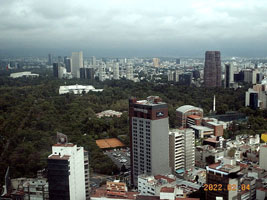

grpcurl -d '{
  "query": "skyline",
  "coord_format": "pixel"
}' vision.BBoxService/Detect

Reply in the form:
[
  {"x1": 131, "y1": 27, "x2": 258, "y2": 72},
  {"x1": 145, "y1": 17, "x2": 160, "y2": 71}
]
[{"x1": 1, "y1": 0, "x2": 267, "y2": 57}]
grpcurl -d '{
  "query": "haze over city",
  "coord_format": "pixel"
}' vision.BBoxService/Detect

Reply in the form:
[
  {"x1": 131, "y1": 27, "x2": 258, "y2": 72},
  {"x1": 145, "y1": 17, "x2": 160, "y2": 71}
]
[{"x1": 1, "y1": 0, "x2": 267, "y2": 57}]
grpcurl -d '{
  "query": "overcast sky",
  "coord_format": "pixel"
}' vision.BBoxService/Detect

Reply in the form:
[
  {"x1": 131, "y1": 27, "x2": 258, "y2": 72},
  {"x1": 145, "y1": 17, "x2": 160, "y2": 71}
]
[{"x1": 1, "y1": 0, "x2": 267, "y2": 57}]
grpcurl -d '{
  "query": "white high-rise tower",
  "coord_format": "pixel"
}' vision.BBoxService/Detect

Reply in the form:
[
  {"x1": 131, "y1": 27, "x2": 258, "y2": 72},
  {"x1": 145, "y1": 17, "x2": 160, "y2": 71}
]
[
  {"x1": 71, "y1": 51, "x2": 83, "y2": 78},
  {"x1": 47, "y1": 140, "x2": 86, "y2": 200}
]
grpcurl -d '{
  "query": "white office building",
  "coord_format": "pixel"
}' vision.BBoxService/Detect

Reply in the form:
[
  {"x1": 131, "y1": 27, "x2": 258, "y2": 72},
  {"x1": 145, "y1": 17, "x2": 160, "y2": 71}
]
[
  {"x1": 48, "y1": 143, "x2": 86, "y2": 200},
  {"x1": 169, "y1": 129, "x2": 195, "y2": 174}
]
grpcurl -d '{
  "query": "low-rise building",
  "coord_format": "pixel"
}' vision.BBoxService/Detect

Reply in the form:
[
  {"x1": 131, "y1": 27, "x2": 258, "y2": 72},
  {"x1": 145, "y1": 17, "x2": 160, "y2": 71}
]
[
  {"x1": 96, "y1": 110, "x2": 123, "y2": 118},
  {"x1": 59, "y1": 84, "x2": 103, "y2": 94},
  {"x1": 91, "y1": 180, "x2": 138, "y2": 200},
  {"x1": 10, "y1": 71, "x2": 39, "y2": 78},
  {"x1": 195, "y1": 145, "x2": 225, "y2": 168},
  {"x1": 137, "y1": 174, "x2": 176, "y2": 196}
]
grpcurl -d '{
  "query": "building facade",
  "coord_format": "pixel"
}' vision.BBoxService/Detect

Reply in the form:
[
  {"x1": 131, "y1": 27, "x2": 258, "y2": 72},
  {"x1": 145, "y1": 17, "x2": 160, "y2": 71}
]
[
  {"x1": 259, "y1": 145, "x2": 267, "y2": 170},
  {"x1": 71, "y1": 51, "x2": 83, "y2": 78},
  {"x1": 129, "y1": 96, "x2": 170, "y2": 186},
  {"x1": 47, "y1": 143, "x2": 86, "y2": 200},
  {"x1": 206, "y1": 159, "x2": 240, "y2": 200},
  {"x1": 176, "y1": 105, "x2": 203, "y2": 128},
  {"x1": 204, "y1": 51, "x2": 221, "y2": 87},
  {"x1": 225, "y1": 63, "x2": 234, "y2": 88},
  {"x1": 169, "y1": 129, "x2": 195, "y2": 174}
]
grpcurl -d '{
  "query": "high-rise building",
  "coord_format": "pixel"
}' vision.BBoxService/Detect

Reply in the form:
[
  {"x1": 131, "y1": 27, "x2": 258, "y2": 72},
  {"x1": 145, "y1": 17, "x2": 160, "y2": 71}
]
[
  {"x1": 167, "y1": 71, "x2": 174, "y2": 81},
  {"x1": 64, "y1": 57, "x2": 72, "y2": 73},
  {"x1": 129, "y1": 96, "x2": 170, "y2": 186},
  {"x1": 53, "y1": 63, "x2": 66, "y2": 79},
  {"x1": 80, "y1": 68, "x2": 86, "y2": 79},
  {"x1": 224, "y1": 63, "x2": 234, "y2": 88},
  {"x1": 48, "y1": 54, "x2": 53, "y2": 65},
  {"x1": 53, "y1": 63, "x2": 59, "y2": 78},
  {"x1": 126, "y1": 65, "x2": 133, "y2": 80},
  {"x1": 176, "y1": 58, "x2": 180, "y2": 65},
  {"x1": 86, "y1": 68, "x2": 94, "y2": 80},
  {"x1": 84, "y1": 150, "x2": 90, "y2": 199},
  {"x1": 169, "y1": 129, "x2": 195, "y2": 174},
  {"x1": 71, "y1": 51, "x2": 83, "y2": 78},
  {"x1": 113, "y1": 63, "x2": 120, "y2": 80},
  {"x1": 98, "y1": 62, "x2": 106, "y2": 81},
  {"x1": 204, "y1": 51, "x2": 221, "y2": 87},
  {"x1": 152, "y1": 58, "x2": 160, "y2": 67},
  {"x1": 91, "y1": 56, "x2": 96, "y2": 67},
  {"x1": 179, "y1": 73, "x2": 192, "y2": 86},
  {"x1": 206, "y1": 158, "x2": 240, "y2": 200},
  {"x1": 47, "y1": 143, "x2": 86, "y2": 200},
  {"x1": 259, "y1": 145, "x2": 267, "y2": 170}
]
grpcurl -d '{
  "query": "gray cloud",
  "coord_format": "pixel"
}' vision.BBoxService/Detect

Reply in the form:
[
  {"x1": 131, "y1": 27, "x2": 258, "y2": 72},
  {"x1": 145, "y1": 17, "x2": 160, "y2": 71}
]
[{"x1": 0, "y1": 0, "x2": 267, "y2": 57}]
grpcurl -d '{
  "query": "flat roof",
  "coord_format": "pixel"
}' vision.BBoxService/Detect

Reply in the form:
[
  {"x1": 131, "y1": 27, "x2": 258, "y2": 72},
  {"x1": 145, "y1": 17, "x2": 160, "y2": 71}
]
[
  {"x1": 96, "y1": 138, "x2": 125, "y2": 149},
  {"x1": 48, "y1": 155, "x2": 70, "y2": 160},
  {"x1": 53, "y1": 143, "x2": 75, "y2": 147},
  {"x1": 188, "y1": 115, "x2": 201, "y2": 119},
  {"x1": 190, "y1": 125, "x2": 213, "y2": 131},
  {"x1": 204, "y1": 137, "x2": 219, "y2": 143},
  {"x1": 154, "y1": 175, "x2": 176, "y2": 183},
  {"x1": 160, "y1": 187, "x2": 174, "y2": 193}
]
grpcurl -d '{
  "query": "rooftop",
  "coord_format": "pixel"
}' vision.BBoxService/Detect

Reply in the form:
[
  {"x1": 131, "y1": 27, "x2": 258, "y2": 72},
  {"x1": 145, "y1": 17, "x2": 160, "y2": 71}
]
[
  {"x1": 204, "y1": 137, "x2": 219, "y2": 143},
  {"x1": 160, "y1": 187, "x2": 174, "y2": 193},
  {"x1": 53, "y1": 143, "x2": 75, "y2": 147},
  {"x1": 190, "y1": 125, "x2": 213, "y2": 132},
  {"x1": 154, "y1": 175, "x2": 176, "y2": 184},
  {"x1": 91, "y1": 187, "x2": 138, "y2": 199},
  {"x1": 188, "y1": 115, "x2": 201, "y2": 119},
  {"x1": 48, "y1": 155, "x2": 70, "y2": 160},
  {"x1": 135, "y1": 96, "x2": 165, "y2": 106},
  {"x1": 176, "y1": 105, "x2": 203, "y2": 113},
  {"x1": 96, "y1": 138, "x2": 125, "y2": 149}
]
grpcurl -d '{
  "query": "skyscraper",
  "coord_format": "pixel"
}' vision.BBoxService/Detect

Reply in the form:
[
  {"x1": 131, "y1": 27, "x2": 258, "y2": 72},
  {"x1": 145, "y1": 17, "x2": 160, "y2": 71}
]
[
  {"x1": 152, "y1": 58, "x2": 160, "y2": 67},
  {"x1": 86, "y1": 68, "x2": 95, "y2": 80},
  {"x1": 204, "y1": 51, "x2": 222, "y2": 87},
  {"x1": 71, "y1": 51, "x2": 83, "y2": 78},
  {"x1": 98, "y1": 62, "x2": 106, "y2": 81},
  {"x1": 126, "y1": 65, "x2": 133, "y2": 80},
  {"x1": 53, "y1": 63, "x2": 59, "y2": 78},
  {"x1": 224, "y1": 63, "x2": 234, "y2": 88},
  {"x1": 64, "y1": 57, "x2": 72, "y2": 73},
  {"x1": 129, "y1": 96, "x2": 170, "y2": 186},
  {"x1": 113, "y1": 63, "x2": 120, "y2": 80}
]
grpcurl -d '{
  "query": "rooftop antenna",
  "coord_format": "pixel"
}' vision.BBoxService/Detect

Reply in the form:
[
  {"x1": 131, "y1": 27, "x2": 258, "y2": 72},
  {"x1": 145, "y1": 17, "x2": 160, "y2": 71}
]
[{"x1": 213, "y1": 95, "x2": 216, "y2": 113}]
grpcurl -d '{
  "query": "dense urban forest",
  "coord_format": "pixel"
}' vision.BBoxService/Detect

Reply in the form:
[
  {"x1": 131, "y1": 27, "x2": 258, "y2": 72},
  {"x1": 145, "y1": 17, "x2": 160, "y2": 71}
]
[{"x1": 0, "y1": 68, "x2": 267, "y2": 186}]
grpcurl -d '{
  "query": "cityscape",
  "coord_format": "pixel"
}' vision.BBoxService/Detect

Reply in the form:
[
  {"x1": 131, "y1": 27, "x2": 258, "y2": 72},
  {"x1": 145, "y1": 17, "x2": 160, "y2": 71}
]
[{"x1": 1, "y1": 0, "x2": 267, "y2": 200}]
